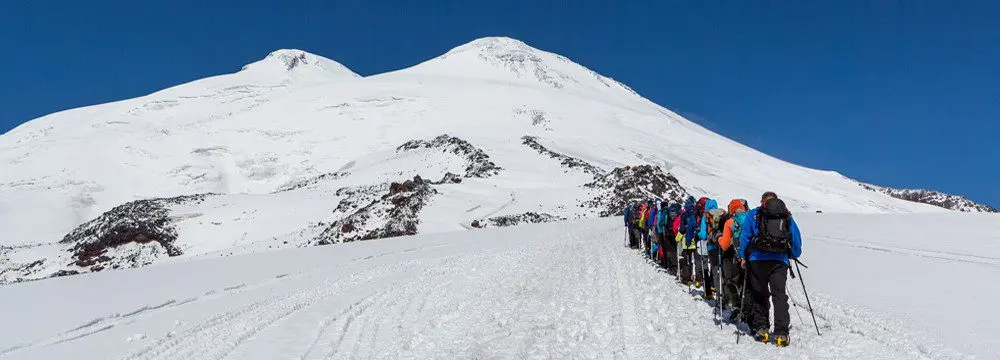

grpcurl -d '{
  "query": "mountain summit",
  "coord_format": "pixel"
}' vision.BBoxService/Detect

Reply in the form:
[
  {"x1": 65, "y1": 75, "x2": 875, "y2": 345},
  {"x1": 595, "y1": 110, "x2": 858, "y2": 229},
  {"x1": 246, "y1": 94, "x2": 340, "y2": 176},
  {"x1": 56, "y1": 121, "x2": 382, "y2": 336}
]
[
  {"x1": 394, "y1": 37, "x2": 639, "y2": 99},
  {"x1": 242, "y1": 49, "x2": 360, "y2": 77}
]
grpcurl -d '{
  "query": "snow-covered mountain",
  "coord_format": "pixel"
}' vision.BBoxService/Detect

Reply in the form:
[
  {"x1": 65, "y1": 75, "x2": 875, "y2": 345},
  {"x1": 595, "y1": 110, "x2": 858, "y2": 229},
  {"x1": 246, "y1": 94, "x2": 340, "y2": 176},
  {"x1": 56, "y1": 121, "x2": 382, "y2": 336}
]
[
  {"x1": 856, "y1": 182, "x2": 996, "y2": 213},
  {"x1": 0, "y1": 37, "x2": 975, "y2": 282}
]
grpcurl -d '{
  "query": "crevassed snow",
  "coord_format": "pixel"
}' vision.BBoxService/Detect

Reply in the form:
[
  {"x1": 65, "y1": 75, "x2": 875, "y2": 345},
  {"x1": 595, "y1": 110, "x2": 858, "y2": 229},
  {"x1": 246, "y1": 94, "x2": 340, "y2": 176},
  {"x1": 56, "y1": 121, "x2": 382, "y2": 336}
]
[{"x1": 0, "y1": 213, "x2": 990, "y2": 359}]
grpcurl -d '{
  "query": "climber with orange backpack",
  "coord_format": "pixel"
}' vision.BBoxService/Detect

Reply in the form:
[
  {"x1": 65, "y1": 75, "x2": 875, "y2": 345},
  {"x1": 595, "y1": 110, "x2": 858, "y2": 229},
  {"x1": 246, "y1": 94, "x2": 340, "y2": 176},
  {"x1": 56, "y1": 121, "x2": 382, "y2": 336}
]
[{"x1": 719, "y1": 199, "x2": 748, "y2": 322}]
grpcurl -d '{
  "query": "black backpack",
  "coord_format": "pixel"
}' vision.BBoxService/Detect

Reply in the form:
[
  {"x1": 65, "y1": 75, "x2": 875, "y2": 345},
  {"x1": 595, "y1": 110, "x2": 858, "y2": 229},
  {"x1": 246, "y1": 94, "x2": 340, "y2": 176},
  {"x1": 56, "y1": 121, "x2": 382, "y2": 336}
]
[
  {"x1": 752, "y1": 198, "x2": 793, "y2": 254},
  {"x1": 626, "y1": 206, "x2": 639, "y2": 225},
  {"x1": 714, "y1": 213, "x2": 733, "y2": 240}
]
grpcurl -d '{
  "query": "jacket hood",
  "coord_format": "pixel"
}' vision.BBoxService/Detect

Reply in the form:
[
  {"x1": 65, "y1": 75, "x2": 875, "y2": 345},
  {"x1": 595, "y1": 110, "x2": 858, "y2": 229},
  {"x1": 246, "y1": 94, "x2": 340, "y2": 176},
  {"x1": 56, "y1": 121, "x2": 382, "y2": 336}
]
[
  {"x1": 683, "y1": 196, "x2": 696, "y2": 211},
  {"x1": 706, "y1": 199, "x2": 718, "y2": 211},
  {"x1": 728, "y1": 199, "x2": 745, "y2": 214},
  {"x1": 668, "y1": 203, "x2": 682, "y2": 214}
]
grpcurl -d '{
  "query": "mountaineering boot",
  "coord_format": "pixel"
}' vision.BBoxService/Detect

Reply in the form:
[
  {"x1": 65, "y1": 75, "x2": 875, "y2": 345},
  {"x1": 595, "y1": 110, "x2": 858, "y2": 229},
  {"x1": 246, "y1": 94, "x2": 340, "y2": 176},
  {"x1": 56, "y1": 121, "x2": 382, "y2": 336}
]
[
  {"x1": 774, "y1": 335, "x2": 790, "y2": 347},
  {"x1": 694, "y1": 280, "x2": 702, "y2": 288},
  {"x1": 753, "y1": 329, "x2": 770, "y2": 344}
]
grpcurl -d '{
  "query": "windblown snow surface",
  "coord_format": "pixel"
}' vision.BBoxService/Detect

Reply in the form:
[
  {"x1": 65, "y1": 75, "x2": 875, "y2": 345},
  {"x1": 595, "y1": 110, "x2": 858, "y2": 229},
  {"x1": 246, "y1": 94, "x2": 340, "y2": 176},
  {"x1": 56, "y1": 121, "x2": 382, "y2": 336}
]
[{"x1": 1, "y1": 213, "x2": 996, "y2": 359}]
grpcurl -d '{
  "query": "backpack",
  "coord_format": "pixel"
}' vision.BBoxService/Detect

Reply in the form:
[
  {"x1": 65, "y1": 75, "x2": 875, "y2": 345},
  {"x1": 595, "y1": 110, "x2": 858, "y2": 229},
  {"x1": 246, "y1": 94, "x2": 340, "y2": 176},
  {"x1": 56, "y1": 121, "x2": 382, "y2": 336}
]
[
  {"x1": 626, "y1": 206, "x2": 639, "y2": 225},
  {"x1": 638, "y1": 204, "x2": 648, "y2": 228},
  {"x1": 753, "y1": 198, "x2": 793, "y2": 254},
  {"x1": 713, "y1": 212, "x2": 733, "y2": 241},
  {"x1": 672, "y1": 210, "x2": 683, "y2": 234},
  {"x1": 731, "y1": 212, "x2": 747, "y2": 254},
  {"x1": 705, "y1": 208, "x2": 727, "y2": 245},
  {"x1": 667, "y1": 206, "x2": 682, "y2": 235},
  {"x1": 682, "y1": 210, "x2": 699, "y2": 247}
]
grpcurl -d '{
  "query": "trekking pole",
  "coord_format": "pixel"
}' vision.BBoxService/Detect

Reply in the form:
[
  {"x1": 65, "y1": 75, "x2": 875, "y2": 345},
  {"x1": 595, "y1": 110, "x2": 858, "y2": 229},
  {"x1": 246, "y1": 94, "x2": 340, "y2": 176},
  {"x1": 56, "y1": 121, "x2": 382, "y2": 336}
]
[
  {"x1": 788, "y1": 269, "x2": 806, "y2": 326},
  {"x1": 793, "y1": 259, "x2": 821, "y2": 336},
  {"x1": 716, "y1": 251, "x2": 724, "y2": 329},
  {"x1": 736, "y1": 261, "x2": 749, "y2": 344},
  {"x1": 675, "y1": 240, "x2": 681, "y2": 283}
]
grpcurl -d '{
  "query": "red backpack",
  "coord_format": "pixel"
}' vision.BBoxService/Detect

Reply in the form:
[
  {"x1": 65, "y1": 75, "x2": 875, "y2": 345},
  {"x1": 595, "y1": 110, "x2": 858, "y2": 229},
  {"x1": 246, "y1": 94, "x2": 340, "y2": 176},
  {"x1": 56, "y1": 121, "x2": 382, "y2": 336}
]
[{"x1": 696, "y1": 197, "x2": 708, "y2": 216}]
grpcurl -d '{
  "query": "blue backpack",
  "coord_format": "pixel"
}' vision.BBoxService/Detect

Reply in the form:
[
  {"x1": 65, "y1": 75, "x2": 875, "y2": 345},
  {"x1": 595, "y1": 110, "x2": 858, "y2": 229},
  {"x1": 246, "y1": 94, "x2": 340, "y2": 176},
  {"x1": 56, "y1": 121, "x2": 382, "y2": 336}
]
[{"x1": 731, "y1": 212, "x2": 747, "y2": 254}]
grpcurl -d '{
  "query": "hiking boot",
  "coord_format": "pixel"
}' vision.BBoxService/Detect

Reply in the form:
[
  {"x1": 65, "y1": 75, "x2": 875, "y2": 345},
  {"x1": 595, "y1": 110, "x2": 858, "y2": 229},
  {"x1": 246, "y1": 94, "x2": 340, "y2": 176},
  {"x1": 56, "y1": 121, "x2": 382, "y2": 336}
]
[
  {"x1": 753, "y1": 329, "x2": 770, "y2": 344},
  {"x1": 703, "y1": 292, "x2": 715, "y2": 301},
  {"x1": 774, "y1": 334, "x2": 790, "y2": 347}
]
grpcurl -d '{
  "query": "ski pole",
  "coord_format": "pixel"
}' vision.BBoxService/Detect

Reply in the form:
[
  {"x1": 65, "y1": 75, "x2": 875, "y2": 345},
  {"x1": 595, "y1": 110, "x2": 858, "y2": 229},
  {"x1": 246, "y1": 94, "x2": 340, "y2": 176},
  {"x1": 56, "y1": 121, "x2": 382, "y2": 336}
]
[{"x1": 793, "y1": 259, "x2": 821, "y2": 336}]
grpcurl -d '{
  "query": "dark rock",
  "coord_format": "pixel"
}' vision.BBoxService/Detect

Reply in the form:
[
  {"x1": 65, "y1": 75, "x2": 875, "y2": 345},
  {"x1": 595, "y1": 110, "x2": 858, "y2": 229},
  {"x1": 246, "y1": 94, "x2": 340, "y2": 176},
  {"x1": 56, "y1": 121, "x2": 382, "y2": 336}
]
[
  {"x1": 856, "y1": 181, "x2": 997, "y2": 213},
  {"x1": 474, "y1": 212, "x2": 566, "y2": 228},
  {"x1": 583, "y1": 165, "x2": 689, "y2": 217},
  {"x1": 59, "y1": 193, "x2": 213, "y2": 275},
  {"x1": 396, "y1": 134, "x2": 502, "y2": 178},
  {"x1": 314, "y1": 179, "x2": 438, "y2": 244},
  {"x1": 51, "y1": 269, "x2": 81, "y2": 277},
  {"x1": 274, "y1": 171, "x2": 350, "y2": 192},
  {"x1": 521, "y1": 135, "x2": 604, "y2": 177}
]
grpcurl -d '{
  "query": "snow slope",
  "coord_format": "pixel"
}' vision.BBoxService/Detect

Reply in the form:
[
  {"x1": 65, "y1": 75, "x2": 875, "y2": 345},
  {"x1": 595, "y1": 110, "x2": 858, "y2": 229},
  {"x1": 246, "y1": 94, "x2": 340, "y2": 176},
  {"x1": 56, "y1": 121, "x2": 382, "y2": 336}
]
[
  {"x1": 0, "y1": 37, "x2": 964, "y2": 281},
  {"x1": 0, "y1": 213, "x2": 990, "y2": 359}
]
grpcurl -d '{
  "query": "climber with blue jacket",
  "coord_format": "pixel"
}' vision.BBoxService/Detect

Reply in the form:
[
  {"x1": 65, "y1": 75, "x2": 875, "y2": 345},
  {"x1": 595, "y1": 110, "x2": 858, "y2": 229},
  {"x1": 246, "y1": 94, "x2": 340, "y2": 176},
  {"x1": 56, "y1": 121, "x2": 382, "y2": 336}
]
[
  {"x1": 646, "y1": 200, "x2": 659, "y2": 258},
  {"x1": 678, "y1": 196, "x2": 699, "y2": 285},
  {"x1": 737, "y1": 191, "x2": 803, "y2": 348}
]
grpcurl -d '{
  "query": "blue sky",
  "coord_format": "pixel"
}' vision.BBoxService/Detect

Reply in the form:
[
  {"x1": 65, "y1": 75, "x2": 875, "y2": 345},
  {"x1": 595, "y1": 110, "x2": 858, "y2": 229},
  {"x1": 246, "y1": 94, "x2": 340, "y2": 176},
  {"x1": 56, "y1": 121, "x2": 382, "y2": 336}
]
[{"x1": 2, "y1": 0, "x2": 997, "y2": 207}]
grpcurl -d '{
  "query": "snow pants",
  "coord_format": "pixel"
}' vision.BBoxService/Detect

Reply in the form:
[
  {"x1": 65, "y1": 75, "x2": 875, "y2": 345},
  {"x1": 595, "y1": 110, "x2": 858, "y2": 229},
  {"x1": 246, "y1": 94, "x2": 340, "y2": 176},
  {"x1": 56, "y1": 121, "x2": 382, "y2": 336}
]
[
  {"x1": 748, "y1": 260, "x2": 790, "y2": 335},
  {"x1": 627, "y1": 226, "x2": 640, "y2": 248},
  {"x1": 646, "y1": 230, "x2": 660, "y2": 259},
  {"x1": 679, "y1": 249, "x2": 696, "y2": 283},
  {"x1": 705, "y1": 247, "x2": 720, "y2": 296},
  {"x1": 694, "y1": 251, "x2": 706, "y2": 285},
  {"x1": 721, "y1": 251, "x2": 746, "y2": 314},
  {"x1": 661, "y1": 233, "x2": 678, "y2": 274},
  {"x1": 641, "y1": 229, "x2": 651, "y2": 255}
]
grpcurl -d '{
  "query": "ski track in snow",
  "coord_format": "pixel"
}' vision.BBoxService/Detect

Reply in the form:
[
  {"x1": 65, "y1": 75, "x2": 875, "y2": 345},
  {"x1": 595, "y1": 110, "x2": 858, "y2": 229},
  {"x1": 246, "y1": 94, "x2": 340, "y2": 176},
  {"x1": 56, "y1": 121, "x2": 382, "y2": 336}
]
[
  {"x1": 812, "y1": 235, "x2": 1000, "y2": 267},
  {"x1": 0, "y1": 218, "x2": 975, "y2": 360}
]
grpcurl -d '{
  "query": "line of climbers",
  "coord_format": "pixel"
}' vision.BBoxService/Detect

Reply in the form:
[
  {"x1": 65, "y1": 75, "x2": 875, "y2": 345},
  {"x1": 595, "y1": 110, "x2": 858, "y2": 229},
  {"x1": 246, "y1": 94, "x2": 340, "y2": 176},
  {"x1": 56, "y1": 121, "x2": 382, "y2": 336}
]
[{"x1": 623, "y1": 191, "x2": 803, "y2": 347}]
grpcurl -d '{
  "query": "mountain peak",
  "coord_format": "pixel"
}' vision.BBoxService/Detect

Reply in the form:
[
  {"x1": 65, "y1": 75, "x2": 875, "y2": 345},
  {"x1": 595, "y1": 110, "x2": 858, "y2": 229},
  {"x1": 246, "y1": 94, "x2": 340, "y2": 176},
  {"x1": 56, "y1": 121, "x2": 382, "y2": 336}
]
[
  {"x1": 444, "y1": 37, "x2": 536, "y2": 56},
  {"x1": 241, "y1": 49, "x2": 360, "y2": 79},
  {"x1": 398, "y1": 37, "x2": 637, "y2": 98}
]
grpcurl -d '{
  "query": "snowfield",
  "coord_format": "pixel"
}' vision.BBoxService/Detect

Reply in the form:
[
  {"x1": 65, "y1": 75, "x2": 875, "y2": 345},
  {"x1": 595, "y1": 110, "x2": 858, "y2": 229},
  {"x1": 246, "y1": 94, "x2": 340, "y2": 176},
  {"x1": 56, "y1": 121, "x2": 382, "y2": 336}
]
[
  {"x1": 1, "y1": 213, "x2": 995, "y2": 359},
  {"x1": 4, "y1": 36, "x2": 987, "y2": 283}
]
